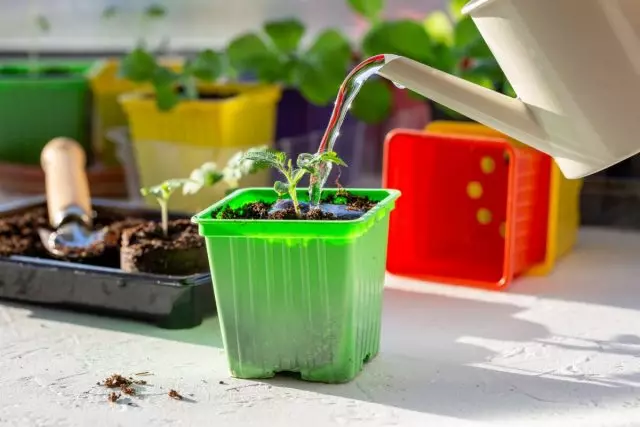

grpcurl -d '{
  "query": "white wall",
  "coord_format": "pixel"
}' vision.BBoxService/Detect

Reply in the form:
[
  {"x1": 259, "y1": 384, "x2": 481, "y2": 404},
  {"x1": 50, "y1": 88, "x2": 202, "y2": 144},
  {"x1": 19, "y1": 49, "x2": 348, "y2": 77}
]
[{"x1": 0, "y1": 0, "x2": 446, "y2": 52}]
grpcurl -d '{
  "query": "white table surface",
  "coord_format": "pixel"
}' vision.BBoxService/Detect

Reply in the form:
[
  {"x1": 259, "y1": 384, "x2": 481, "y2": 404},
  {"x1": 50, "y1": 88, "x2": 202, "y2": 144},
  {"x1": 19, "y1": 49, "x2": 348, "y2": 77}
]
[{"x1": 2, "y1": 227, "x2": 640, "y2": 427}]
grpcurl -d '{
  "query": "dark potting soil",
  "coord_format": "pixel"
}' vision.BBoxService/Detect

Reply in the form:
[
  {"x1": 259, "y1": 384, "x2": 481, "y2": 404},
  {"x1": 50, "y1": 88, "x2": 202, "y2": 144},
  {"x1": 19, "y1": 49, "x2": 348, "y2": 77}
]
[
  {"x1": 120, "y1": 219, "x2": 208, "y2": 276},
  {"x1": 145, "y1": 87, "x2": 239, "y2": 101},
  {"x1": 0, "y1": 208, "x2": 205, "y2": 276},
  {"x1": 212, "y1": 192, "x2": 377, "y2": 221}
]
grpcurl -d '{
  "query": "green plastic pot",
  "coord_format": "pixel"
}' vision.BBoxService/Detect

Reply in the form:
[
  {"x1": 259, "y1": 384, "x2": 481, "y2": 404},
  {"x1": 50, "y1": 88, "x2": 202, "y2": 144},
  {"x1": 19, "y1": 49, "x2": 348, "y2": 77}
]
[
  {"x1": 0, "y1": 61, "x2": 92, "y2": 165},
  {"x1": 193, "y1": 187, "x2": 400, "y2": 383}
]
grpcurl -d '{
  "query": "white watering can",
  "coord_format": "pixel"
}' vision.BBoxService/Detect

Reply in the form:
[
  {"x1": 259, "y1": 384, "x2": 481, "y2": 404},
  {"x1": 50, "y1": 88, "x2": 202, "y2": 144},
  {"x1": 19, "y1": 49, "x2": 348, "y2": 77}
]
[{"x1": 376, "y1": 0, "x2": 640, "y2": 179}]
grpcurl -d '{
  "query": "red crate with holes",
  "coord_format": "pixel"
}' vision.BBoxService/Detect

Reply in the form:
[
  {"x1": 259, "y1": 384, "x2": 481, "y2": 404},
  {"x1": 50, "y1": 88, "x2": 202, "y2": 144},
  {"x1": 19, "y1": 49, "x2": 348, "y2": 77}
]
[{"x1": 382, "y1": 130, "x2": 552, "y2": 290}]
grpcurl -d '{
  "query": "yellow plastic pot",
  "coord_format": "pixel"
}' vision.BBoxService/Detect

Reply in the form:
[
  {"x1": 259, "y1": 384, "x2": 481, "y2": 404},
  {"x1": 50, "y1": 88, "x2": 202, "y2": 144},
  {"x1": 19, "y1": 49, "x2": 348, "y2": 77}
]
[
  {"x1": 87, "y1": 58, "x2": 183, "y2": 166},
  {"x1": 120, "y1": 83, "x2": 281, "y2": 213},
  {"x1": 425, "y1": 121, "x2": 583, "y2": 276}
]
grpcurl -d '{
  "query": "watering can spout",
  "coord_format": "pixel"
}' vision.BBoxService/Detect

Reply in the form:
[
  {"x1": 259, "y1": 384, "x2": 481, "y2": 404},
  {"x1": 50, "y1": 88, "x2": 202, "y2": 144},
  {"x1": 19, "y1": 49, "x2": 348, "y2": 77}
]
[{"x1": 377, "y1": 54, "x2": 551, "y2": 158}]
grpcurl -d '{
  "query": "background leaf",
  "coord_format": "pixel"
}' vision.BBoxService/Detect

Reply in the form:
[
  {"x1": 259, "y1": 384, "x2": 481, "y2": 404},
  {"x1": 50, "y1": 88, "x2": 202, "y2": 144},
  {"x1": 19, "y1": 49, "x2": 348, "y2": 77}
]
[
  {"x1": 448, "y1": 0, "x2": 468, "y2": 22},
  {"x1": 350, "y1": 78, "x2": 392, "y2": 123},
  {"x1": 295, "y1": 60, "x2": 343, "y2": 105},
  {"x1": 264, "y1": 19, "x2": 305, "y2": 55},
  {"x1": 306, "y1": 29, "x2": 352, "y2": 66},
  {"x1": 423, "y1": 11, "x2": 453, "y2": 46},
  {"x1": 347, "y1": 0, "x2": 385, "y2": 23},
  {"x1": 227, "y1": 33, "x2": 285, "y2": 82},
  {"x1": 35, "y1": 14, "x2": 50, "y2": 33},
  {"x1": 188, "y1": 49, "x2": 223, "y2": 81},
  {"x1": 102, "y1": 5, "x2": 117, "y2": 19},
  {"x1": 362, "y1": 20, "x2": 433, "y2": 64},
  {"x1": 120, "y1": 47, "x2": 157, "y2": 82},
  {"x1": 145, "y1": 4, "x2": 166, "y2": 19}
]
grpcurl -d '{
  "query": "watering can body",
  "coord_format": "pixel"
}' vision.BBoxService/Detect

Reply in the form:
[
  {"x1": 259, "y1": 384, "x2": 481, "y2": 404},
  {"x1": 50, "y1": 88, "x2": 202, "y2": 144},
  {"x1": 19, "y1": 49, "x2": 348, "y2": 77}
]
[{"x1": 377, "y1": 0, "x2": 640, "y2": 179}]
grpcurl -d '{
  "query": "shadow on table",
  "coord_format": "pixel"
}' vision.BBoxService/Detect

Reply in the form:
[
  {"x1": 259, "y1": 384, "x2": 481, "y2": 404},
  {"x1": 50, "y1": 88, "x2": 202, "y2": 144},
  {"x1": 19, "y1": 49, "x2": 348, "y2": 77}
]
[
  {"x1": 259, "y1": 288, "x2": 640, "y2": 420},
  {"x1": 0, "y1": 300, "x2": 223, "y2": 348}
]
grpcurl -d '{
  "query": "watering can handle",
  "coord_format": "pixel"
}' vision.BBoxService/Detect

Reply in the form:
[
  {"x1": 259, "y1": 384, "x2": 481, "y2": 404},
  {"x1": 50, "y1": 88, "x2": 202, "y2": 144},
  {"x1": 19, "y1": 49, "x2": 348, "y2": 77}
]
[{"x1": 40, "y1": 138, "x2": 92, "y2": 228}]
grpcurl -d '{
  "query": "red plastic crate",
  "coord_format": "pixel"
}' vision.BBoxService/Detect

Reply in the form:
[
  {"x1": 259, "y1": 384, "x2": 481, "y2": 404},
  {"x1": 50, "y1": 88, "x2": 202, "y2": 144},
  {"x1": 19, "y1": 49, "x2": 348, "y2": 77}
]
[{"x1": 382, "y1": 130, "x2": 551, "y2": 290}]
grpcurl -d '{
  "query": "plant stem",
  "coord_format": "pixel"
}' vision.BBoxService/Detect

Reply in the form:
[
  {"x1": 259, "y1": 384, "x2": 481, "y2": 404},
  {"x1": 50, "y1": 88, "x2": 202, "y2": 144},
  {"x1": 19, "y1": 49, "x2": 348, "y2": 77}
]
[
  {"x1": 158, "y1": 199, "x2": 169, "y2": 237},
  {"x1": 184, "y1": 75, "x2": 198, "y2": 100},
  {"x1": 289, "y1": 187, "x2": 301, "y2": 217}
]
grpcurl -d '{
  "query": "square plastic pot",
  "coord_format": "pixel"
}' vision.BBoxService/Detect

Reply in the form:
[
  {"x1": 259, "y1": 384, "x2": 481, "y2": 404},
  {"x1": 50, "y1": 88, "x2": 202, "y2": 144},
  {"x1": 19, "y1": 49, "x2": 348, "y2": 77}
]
[
  {"x1": 0, "y1": 61, "x2": 92, "y2": 165},
  {"x1": 192, "y1": 187, "x2": 400, "y2": 383},
  {"x1": 119, "y1": 83, "x2": 281, "y2": 213},
  {"x1": 383, "y1": 130, "x2": 550, "y2": 290},
  {"x1": 425, "y1": 121, "x2": 583, "y2": 276},
  {"x1": 87, "y1": 58, "x2": 183, "y2": 166}
]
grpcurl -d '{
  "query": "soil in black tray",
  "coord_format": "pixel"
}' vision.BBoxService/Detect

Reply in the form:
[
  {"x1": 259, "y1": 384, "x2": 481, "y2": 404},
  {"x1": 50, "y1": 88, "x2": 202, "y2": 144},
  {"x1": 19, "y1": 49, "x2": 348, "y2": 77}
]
[
  {"x1": 212, "y1": 192, "x2": 377, "y2": 221},
  {"x1": 0, "y1": 207, "x2": 147, "y2": 268},
  {"x1": 120, "y1": 219, "x2": 208, "y2": 276}
]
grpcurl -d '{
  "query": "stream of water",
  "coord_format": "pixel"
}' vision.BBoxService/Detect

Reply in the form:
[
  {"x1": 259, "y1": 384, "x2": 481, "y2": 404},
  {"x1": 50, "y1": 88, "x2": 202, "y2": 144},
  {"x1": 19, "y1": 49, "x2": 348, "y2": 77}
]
[{"x1": 308, "y1": 54, "x2": 388, "y2": 206}]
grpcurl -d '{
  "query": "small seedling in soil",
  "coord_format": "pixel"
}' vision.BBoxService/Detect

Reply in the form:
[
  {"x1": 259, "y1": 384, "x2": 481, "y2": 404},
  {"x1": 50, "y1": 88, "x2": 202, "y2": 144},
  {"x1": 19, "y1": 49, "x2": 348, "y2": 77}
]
[
  {"x1": 168, "y1": 389, "x2": 183, "y2": 400},
  {"x1": 240, "y1": 149, "x2": 347, "y2": 217},
  {"x1": 141, "y1": 146, "x2": 269, "y2": 236}
]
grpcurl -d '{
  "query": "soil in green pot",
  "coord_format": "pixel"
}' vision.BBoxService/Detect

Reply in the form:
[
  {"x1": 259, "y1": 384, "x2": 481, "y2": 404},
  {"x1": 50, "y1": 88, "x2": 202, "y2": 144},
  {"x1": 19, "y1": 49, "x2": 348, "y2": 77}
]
[
  {"x1": 120, "y1": 219, "x2": 208, "y2": 275},
  {"x1": 213, "y1": 192, "x2": 377, "y2": 221}
]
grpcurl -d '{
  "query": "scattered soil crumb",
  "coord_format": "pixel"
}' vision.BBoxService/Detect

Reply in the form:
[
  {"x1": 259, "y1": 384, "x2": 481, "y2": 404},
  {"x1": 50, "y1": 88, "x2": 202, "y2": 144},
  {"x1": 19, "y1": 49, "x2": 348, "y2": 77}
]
[
  {"x1": 133, "y1": 379, "x2": 147, "y2": 385},
  {"x1": 102, "y1": 374, "x2": 132, "y2": 388},
  {"x1": 108, "y1": 392, "x2": 121, "y2": 403},
  {"x1": 135, "y1": 371, "x2": 152, "y2": 376},
  {"x1": 219, "y1": 380, "x2": 227, "y2": 385},
  {"x1": 168, "y1": 389, "x2": 183, "y2": 400},
  {"x1": 120, "y1": 385, "x2": 136, "y2": 395}
]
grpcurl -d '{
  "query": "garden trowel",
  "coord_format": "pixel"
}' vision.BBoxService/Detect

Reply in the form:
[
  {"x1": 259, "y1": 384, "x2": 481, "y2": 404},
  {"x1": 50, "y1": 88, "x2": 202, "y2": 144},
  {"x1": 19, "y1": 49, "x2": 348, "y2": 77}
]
[{"x1": 38, "y1": 137, "x2": 106, "y2": 258}]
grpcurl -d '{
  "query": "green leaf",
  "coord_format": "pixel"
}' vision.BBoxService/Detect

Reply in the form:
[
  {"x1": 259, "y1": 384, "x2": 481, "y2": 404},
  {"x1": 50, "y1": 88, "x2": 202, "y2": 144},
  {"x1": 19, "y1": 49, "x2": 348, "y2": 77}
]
[
  {"x1": 430, "y1": 42, "x2": 457, "y2": 72},
  {"x1": 227, "y1": 33, "x2": 285, "y2": 82},
  {"x1": 264, "y1": 19, "x2": 305, "y2": 55},
  {"x1": 306, "y1": 29, "x2": 352, "y2": 68},
  {"x1": 362, "y1": 20, "x2": 432, "y2": 64},
  {"x1": 145, "y1": 4, "x2": 167, "y2": 19},
  {"x1": 102, "y1": 5, "x2": 118, "y2": 19},
  {"x1": 152, "y1": 67, "x2": 180, "y2": 111},
  {"x1": 503, "y1": 80, "x2": 516, "y2": 97},
  {"x1": 188, "y1": 49, "x2": 223, "y2": 81},
  {"x1": 120, "y1": 47, "x2": 157, "y2": 82},
  {"x1": 141, "y1": 179, "x2": 191, "y2": 200},
  {"x1": 448, "y1": 0, "x2": 468, "y2": 22},
  {"x1": 296, "y1": 153, "x2": 314, "y2": 169},
  {"x1": 453, "y1": 16, "x2": 481, "y2": 48},
  {"x1": 36, "y1": 15, "x2": 50, "y2": 33},
  {"x1": 347, "y1": 0, "x2": 385, "y2": 23},
  {"x1": 295, "y1": 60, "x2": 343, "y2": 106},
  {"x1": 154, "y1": 82, "x2": 180, "y2": 111},
  {"x1": 423, "y1": 11, "x2": 454, "y2": 46},
  {"x1": 241, "y1": 149, "x2": 286, "y2": 170},
  {"x1": 463, "y1": 58, "x2": 505, "y2": 85},
  {"x1": 318, "y1": 151, "x2": 348, "y2": 167},
  {"x1": 274, "y1": 180, "x2": 289, "y2": 196},
  {"x1": 350, "y1": 79, "x2": 392, "y2": 124}
]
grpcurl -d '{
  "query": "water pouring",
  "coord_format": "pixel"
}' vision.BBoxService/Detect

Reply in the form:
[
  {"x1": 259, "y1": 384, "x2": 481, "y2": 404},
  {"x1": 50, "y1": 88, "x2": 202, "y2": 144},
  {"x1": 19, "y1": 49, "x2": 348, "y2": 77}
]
[{"x1": 311, "y1": 0, "x2": 640, "y2": 202}]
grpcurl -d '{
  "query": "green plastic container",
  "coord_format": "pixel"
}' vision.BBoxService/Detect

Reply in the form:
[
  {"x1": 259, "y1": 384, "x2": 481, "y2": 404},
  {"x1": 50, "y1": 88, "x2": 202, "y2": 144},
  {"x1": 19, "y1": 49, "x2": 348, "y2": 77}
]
[
  {"x1": 0, "y1": 61, "x2": 92, "y2": 165},
  {"x1": 193, "y1": 187, "x2": 400, "y2": 383}
]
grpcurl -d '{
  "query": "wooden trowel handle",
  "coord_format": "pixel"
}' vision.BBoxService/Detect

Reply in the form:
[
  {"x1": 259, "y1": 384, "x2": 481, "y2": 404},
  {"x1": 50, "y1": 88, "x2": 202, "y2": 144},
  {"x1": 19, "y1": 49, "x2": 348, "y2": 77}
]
[{"x1": 41, "y1": 137, "x2": 91, "y2": 228}]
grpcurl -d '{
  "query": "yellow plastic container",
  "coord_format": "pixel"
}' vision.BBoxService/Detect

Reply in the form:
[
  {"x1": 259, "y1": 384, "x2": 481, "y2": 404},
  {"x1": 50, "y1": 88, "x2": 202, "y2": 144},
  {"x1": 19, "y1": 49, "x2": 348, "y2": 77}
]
[
  {"x1": 87, "y1": 58, "x2": 183, "y2": 166},
  {"x1": 425, "y1": 121, "x2": 583, "y2": 275},
  {"x1": 120, "y1": 83, "x2": 281, "y2": 213}
]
